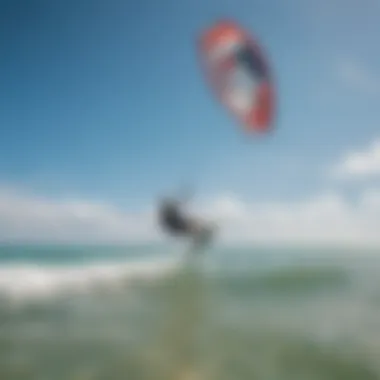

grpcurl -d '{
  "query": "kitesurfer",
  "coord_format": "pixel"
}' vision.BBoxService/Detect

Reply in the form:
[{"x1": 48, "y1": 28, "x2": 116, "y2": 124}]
[{"x1": 158, "y1": 194, "x2": 215, "y2": 248}]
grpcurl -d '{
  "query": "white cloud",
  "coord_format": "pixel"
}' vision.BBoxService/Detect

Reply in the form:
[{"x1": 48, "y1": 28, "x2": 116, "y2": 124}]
[
  {"x1": 330, "y1": 139, "x2": 380, "y2": 179},
  {"x1": 0, "y1": 188, "x2": 160, "y2": 244},
  {"x1": 337, "y1": 60, "x2": 380, "y2": 95},
  {"x1": 0, "y1": 186, "x2": 379, "y2": 247},
  {"x1": 201, "y1": 192, "x2": 380, "y2": 246}
]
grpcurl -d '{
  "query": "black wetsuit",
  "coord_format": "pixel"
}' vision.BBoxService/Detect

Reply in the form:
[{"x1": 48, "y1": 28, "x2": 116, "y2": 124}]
[
  {"x1": 158, "y1": 199, "x2": 215, "y2": 250},
  {"x1": 159, "y1": 201, "x2": 192, "y2": 236}
]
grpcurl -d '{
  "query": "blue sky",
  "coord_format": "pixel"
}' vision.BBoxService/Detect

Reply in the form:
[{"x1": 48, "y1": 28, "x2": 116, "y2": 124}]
[{"x1": 0, "y1": 0, "x2": 379, "y2": 216}]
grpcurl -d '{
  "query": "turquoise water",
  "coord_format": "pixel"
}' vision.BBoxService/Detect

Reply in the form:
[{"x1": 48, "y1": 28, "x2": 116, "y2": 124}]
[{"x1": 0, "y1": 244, "x2": 379, "y2": 379}]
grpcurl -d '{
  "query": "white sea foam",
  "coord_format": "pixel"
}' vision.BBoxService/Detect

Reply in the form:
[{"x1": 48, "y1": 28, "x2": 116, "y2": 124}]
[{"x1": 0, "y1": 256, "x2": 179, "y2": 303}]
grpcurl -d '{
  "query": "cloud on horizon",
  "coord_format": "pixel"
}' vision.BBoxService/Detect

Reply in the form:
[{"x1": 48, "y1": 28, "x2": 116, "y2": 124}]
[
  {"x1": 0, "y1": 186, "x2": 380, "y2": 247},
  {"x1": 330, "y1": 138, "x2": 380, "y2": 180},
  {"x1": 0, "y1": 188, "x2": 159, "y2": 244}
]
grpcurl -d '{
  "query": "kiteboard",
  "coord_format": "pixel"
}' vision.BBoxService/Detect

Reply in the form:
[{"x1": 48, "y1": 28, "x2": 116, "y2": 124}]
[{"x1": 191, "y1": 222, "x2": 217, "y2": 252}]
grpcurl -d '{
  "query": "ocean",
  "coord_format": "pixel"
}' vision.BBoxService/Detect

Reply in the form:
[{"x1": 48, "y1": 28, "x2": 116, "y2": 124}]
[{"x1": 0, "y1": 244, "x2": 380, "y2": 380}]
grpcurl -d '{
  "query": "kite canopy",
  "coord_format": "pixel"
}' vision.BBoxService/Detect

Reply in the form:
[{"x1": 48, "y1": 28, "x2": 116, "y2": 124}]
[{"x1": 199, "y1": 20, "x2": 275, "y2": 133}]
